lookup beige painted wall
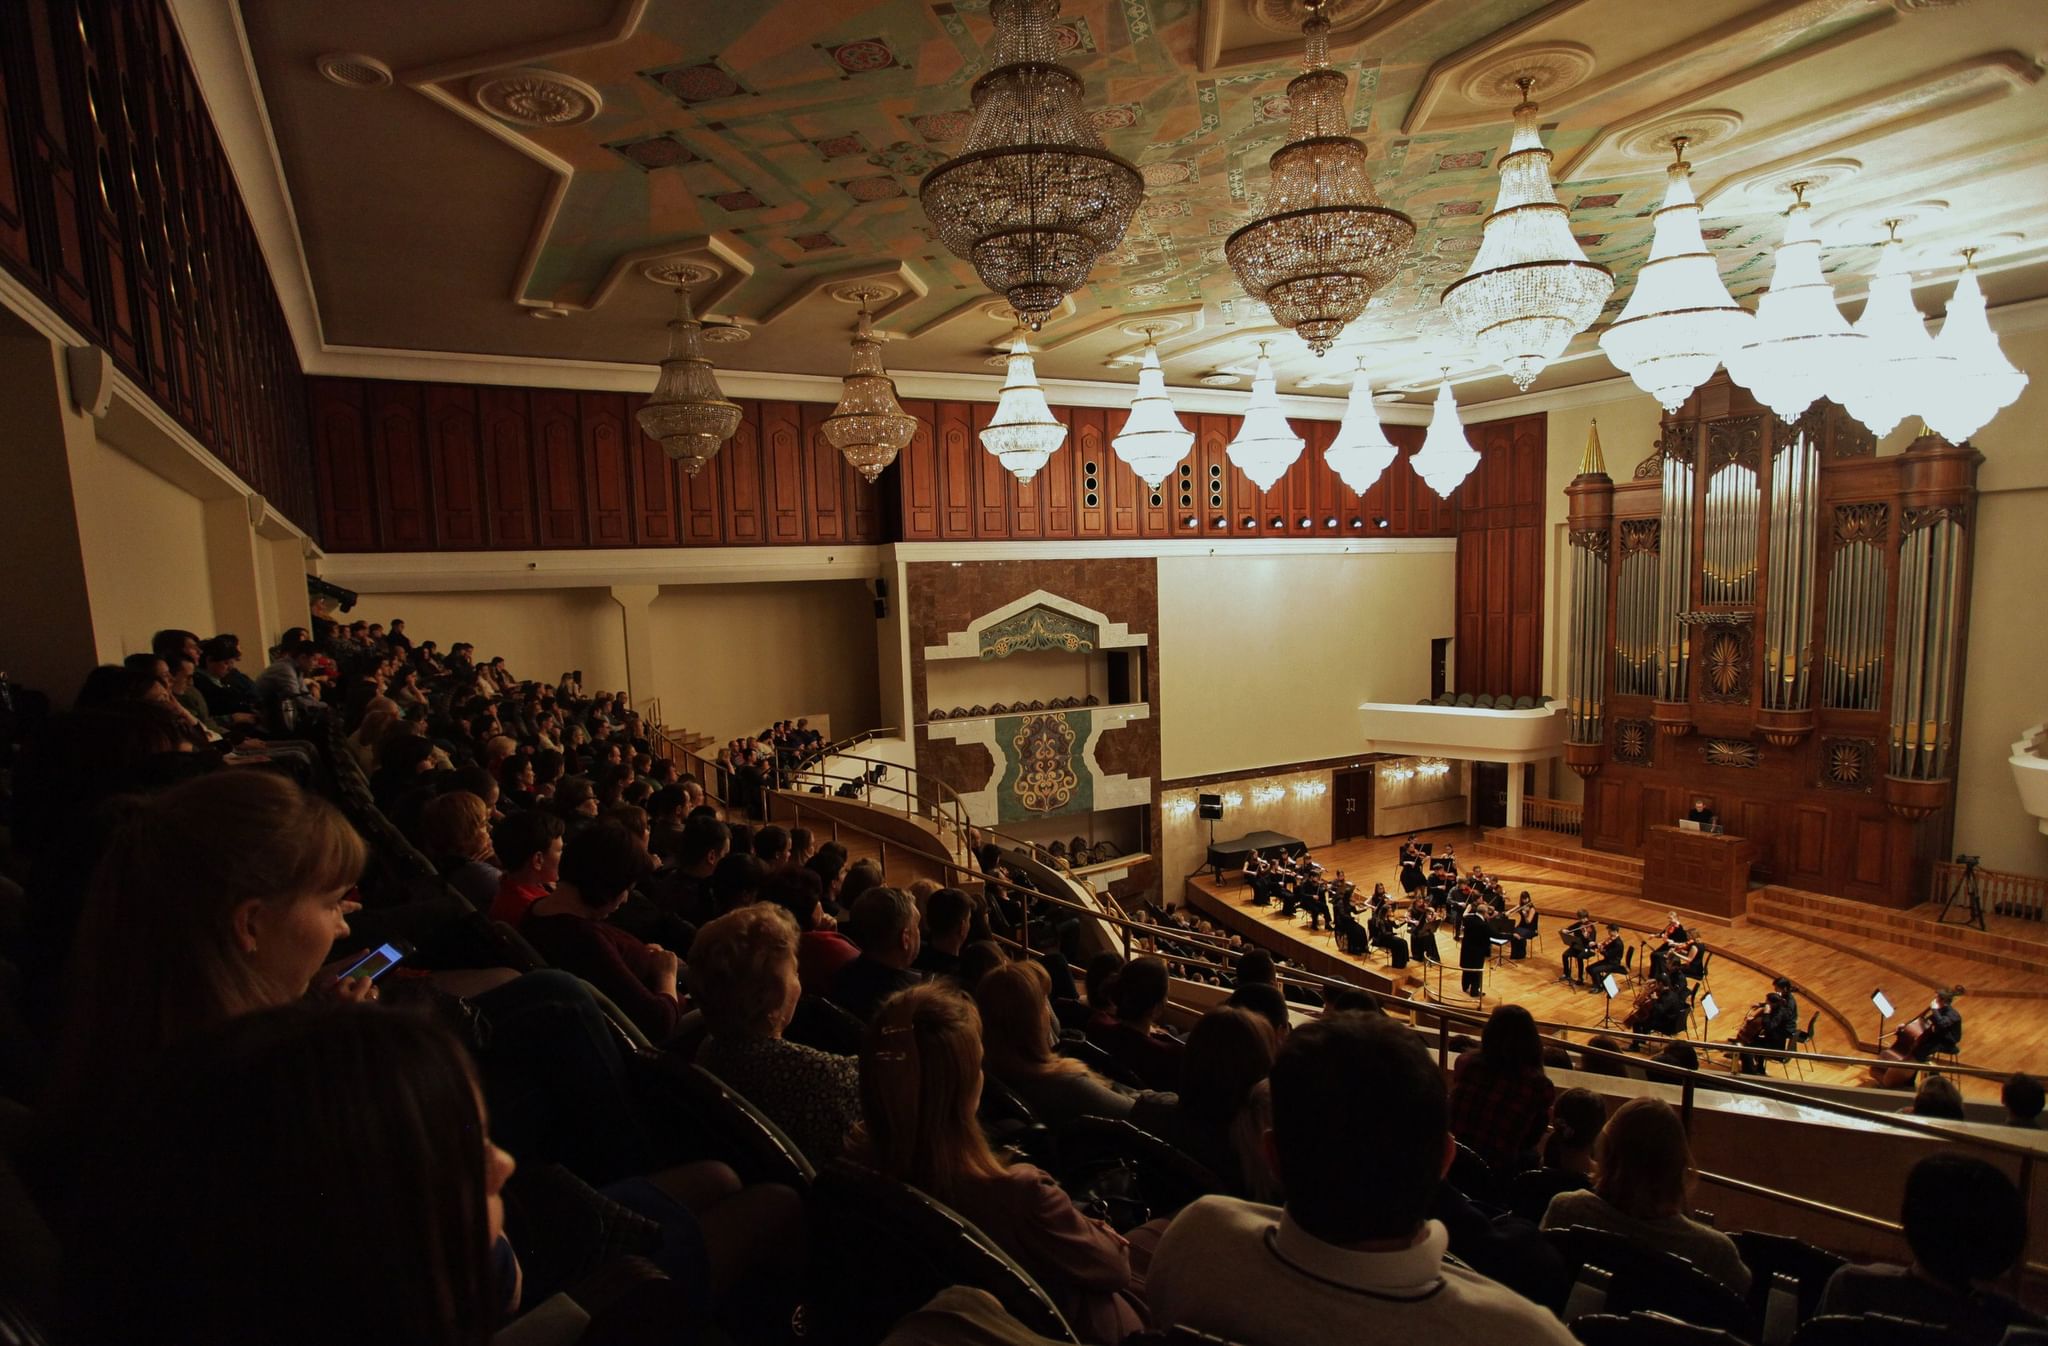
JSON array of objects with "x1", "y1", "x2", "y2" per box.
[
  {"x1": 645, "y1": 580, "x2": 881, "y2": 745},
  {"x1": 1156, "y1": 549, "x2": 1456, "y2": 780},
  {"x1": 1160, "y1": 766, "x2": 1336, "y2": 901},
  {"x1": 71, "y1": 434, "x2": 216, "y2": 660},
  {"x1": 343, "y1": 588, "x2": 630, "y2": 692},
  {"x1": 0, "y1": 328, "x2": 100, "y2": 693}
]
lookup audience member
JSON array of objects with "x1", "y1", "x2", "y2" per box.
[
  {"x1": 914, "y1": 887, "x2": 975, "y2": 980},
  {"x1": 2003, "y1": 1072, "x2": 2045, "y2": 1128},
  {"x1": 417, "y1": 789, "x2": 502, "y2": 911},
  {"x1": 1540, "y1": 1097, "x2": 1750, "y2": 1295},
  {"x1": 829, "y1": 885, "x2": 925, "y2": 1021},
  {"x1": 1136, "y1": 1007, "x2": 1279, "y2": 1200},
  {"x1": 489, "y1": 809, "x2": 564, "y2": 927},
  {"x1": 1148, "y1": 1012, "x2": 1576, "y2": 1346},
  {"x1": 520, "y1": 823, "x2": 679, "y2": 1043},
  {"x1": 857, "y1": 983, "x2": 1143, "y2": 1343},
  {"x1": 1085, "y1": 956, "x2": 1183, "y2": 1092},
  {"x1": 1905, "y1": 1072, "x2": 1966, "y2": 1120},
  {"x1": 691, "y1": 904, "x2": 860, "y2": 1164},
  {"x1": 1448, "y1": 1004, "x2": 1555, "y2": 1173},
  {"x1": 976, "y1": 959, "x2": 1152, "y2": 1125},
  {"x1": 1509, "y1": 1088, "x2": 1605, "y2": 1223}
]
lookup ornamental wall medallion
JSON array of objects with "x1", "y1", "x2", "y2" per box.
[
  {"x1": 1819, "y1": 736, "x2": 1875, "y2": 791},
  {"x1": 1701, "y1": 737, "x2": 1762, "y2": 769},
  {"x1": 1831, "y1": 503, "x2": 1889, "y2": 548},
  {"x1": 977, "y1": 604, "x2": 1101, "y2": 659},
  {"x1": 1612, "y1": 718, "x2": 1654, "y2": 766},
  {"x1": 1700, "y1": 629, "x2": 1751, "y2": 702},
  {"x1": 997, "y1": 710, "x2": 1092, "y2": 821}
]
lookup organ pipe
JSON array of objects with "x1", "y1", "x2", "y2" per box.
[
  {"x1": 1702, "y1": 464, "x2": 1760, "y2": 606},
  {"x1": 1891, "y1": 516, "x2": 1965, "y2": 780},
  {"x1": 1655, "y1": 450, "x2": 1694, "y2": 701},
  {"x1": 1762, "y1": 435, "x2": 1818, "y2": 709},
  {"x1": 1567, "y1": 536, "x2": 1608, "y2": 742}
]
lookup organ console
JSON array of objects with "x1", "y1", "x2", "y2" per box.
[{"x1": 1563, "y1": 376, "x2": 1979, "y2": 910}]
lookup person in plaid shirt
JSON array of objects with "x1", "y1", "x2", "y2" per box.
[{"x1": 1447, "y1": 1004, "x2": 1556, "y2": 1173}]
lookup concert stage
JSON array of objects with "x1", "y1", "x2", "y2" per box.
[
  {"x1": 1179, "y1": 827, "x2": 2048, "y2": 1101},
  {"x1": 1203, "y1": 831, "x2": 1304, "y2": 875}
]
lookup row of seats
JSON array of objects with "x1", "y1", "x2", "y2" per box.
[{"x1": 1416, "y1": 692, "x2": 1556, "y2": 709}]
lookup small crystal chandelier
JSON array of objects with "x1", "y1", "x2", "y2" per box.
[
  {"x1": 1722, "y1": 182, "x2": 1866, "y2": 423},
  {"x1": 981, "y1": 332, "x2": 1067, "y2": 482},
  {"x1": 1440, "y1": 78, "x2": 1613, "y2": 390},
  {"x1": 1838, "y1": 221, "x2": 1954, "y2": 440},
  {"x1": 1323, "y1": 360, "x2": 1398, "y2": 494},
  {"x1": 1925, "y1": 249, "x2": 2028, "y2": 444},
  {"x1": 1110, "y1": 332, "x2": 1194, "y2": 488},
  {"x1": 1597, "y1": 137, "x2": 1752, "y2": 411},
  {"x1": 1409, "y1": 370, "x2": 1479, "y2": 498},
  {"x1": 1226, "y1": 345, "x2": 1304, "y2": 491},
  {"x1": 821, "y1": 298, "x2": 918, "y2": 482},
  {"x1": 919, "y1": 0, "x2": 1143, "y2": 330},
  {"x1": 636, "y1": 288, "x2": 741, "y2": 476},
  {"x1": 1225, "y1": 1, "x2": 1414, "y2": 355}
]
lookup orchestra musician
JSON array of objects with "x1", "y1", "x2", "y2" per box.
[
  {"x1": 1646, "y1": 975, "x2": 1692, "y2": 1037},
  {"x1": 1398, "y1": 836, "x2": 1425, "y2": 894},
  {"x1": 1406, "y1": 895, "x2": 1440, "y2": 967},
  {"x1": 1509, "y1": 891, "x2": 1538, "y2": 961},
  {"x1": 1560, "y1": 909, "x2": 1598, "y2": 985},
  {"x1": 1649, "y1": 912, "x2": 1690, "y2": 979},
  {"x1": 1875, "y1": 986, "x2": 1966, "y2": 1088},
  {"x1": 1244, "y1": 849, "x2": 1271, "y2": 906},
  {"x1": 1328, "y1": 870, "x2": 1357, "y2": 922},
  {"x1": 1367, "y1": 903, "x2": 1408, "y2": 967},
  {"x1": 1737, "y1": 978, "x2": 1799, "y2": 1075},
  {"x1": 1584, "y1": 924, "x2": 1627, "y2": 988},
  {"x1": 1663, "y1": 938, "x2": 1705, "y2": 985},
  {"x1": 1458, "y1": 902, "x2": 1491, "y2": 996}
]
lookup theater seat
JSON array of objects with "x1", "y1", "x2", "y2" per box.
[
  {"x1": 1791, "y1": 1314, "x2": 1956, "y2": 1346},
  {"x1": 1732, "y1": 1230, "x2": 1844, "y2": 1328},
  {"x1": 1053, "y1": 1116, "x2": 1222, "y2": 1231},
  {"x1": 1543, "y1": 1225, "x2": 1751, "y2": 1336},
  {"x1": 629, "y1": 1055, "x2": 815, "y2": 1190},
  {"x1": 805, "y1": 1160, "x2": 1078, "y2": 1345},
  {"x1": 1571, "y1": 1311, "x2": 1747, "y2": 1344}
]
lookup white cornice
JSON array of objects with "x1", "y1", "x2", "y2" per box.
[{"x1": 889, "y1": 538, "x2": 1457, "y2": 562}]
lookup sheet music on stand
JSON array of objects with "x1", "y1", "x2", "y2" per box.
[
  {"x1": 1602, "y1": 974, "x2": 1620, "y2": 999},
  {"x1": 1702, "y1": 993, "x2": 1720, "y2": 1022}
]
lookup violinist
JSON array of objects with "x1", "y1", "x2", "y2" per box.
[
  {"x1": 1245, "y1": 850, "x2": 1271, "y2": 906},
  {"x1": 1649, "y1": 912, "x2": 1689, "y2": 979},
  {"x1": 1584, "y1": 924, "x2": 1626, "y2": 988},
  {"x1": 1398, "y1": 836, "x2": 1425, "y2": 894},
  {"x1": 1406, "y1": 895, "x2": 1440, "y2": 967},
  {"x1": 1366, "y1": 881, "x2": 1390, "y2": 914},
  {"x1": 1368, "y1": 902, "x2": 1409, "y2": 967},
  {"x1": 1510, "y1": 891, "x2": 1538, "y2": 961},
  {"x1": 1560, "y1": 909, "x2": 1598, "y2": 985},
  {"x1": 1664, "y1": 938, "x2": 1705, "y2": 985},
  {"x1": 1328, "y1": 870, "x2": 1357, "y2": 922}
]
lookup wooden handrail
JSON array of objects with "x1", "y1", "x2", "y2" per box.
[
  {"x1": 1931, "y1": 859, "x2": 2047, "y2": 922},
  {"x1": 1523, "y1": 796, "x2": 1583, "y2": 837}
]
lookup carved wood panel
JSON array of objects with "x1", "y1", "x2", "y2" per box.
[
  {"x1": 531, "y1": 390, "x2": 586, "y2": 548},
  {"x1": 426, "y1": 385, "x2": 485, "y2": 549},
  {"x1": 479, "y1": 387, "x2": 536, "y2": 550},
  {"x1": 627, "y1": 394, "x2": 681, "y2": 547},
  {"x1": 578, "y1": 392, "x2": 633, "y2": 548}
]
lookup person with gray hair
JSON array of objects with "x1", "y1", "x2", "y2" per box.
[{"x1": 827, "y1": 884, "x2": 925, "y2": 1021}]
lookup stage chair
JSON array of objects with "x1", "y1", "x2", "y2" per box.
[{"x1": 1790, "y1": 1012, "x2": 1819, "y2": 1079}]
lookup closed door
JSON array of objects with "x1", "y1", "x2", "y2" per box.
[
  {"x1": 1333, "y1": 768, "x2": 1373, "y2": 841},
  {"x1": 1473, "y1": 761, "x2": 1508, "y2": 829}
]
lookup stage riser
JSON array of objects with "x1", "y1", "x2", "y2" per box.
[
  {"x1": 1464, "y1": 847, "x2": 1645, "y2": 900},
  {"x1": 1750, "y1": 901, "x2": 2048, "y2": 983},
  {"x1": 1480, "y1": 826, "x2": 1648, "y2": 873},
  {"x1": 1757, "y1": 885, "x2": 2048, "y2": 961},
  {"x1": 1746, "y1": 914, "x2": 2044, "y2": 1002}
]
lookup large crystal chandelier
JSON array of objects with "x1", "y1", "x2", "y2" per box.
[
  {"x1": 1225, "y1": 2, "x2": 1414, "y2": 355},
  {"x1": 981, "y1": 333, "x2": 1067, "y2": 482},
  {"x1": 1925, "y1": 249, "x2": 2028, "y2": 444},
  {"x1": 1722, "y1": 182, "x2": 1866, "y2": 423},
  {"x1": 1323, "y1": 360, "x2": 1398, "y2": 494},
  {"x1": 1409, "y1": 371, "x2": 1479, "y2": 497},
  {"x1": 636, "y1": 288, "x2": 741, "y2": 476},
  {"x1": 919, "y1": 0, "x2": 1143, "y2": 330},
  {"x1": 820, "y1": 300, "x2": 918, "y2": 482},
  {"x1": 1111, "y1": 334, "x2": 1194, "y2": 488},
  {"x1": 1597, "y1": 138, "x2": 1751, "y2": 411},
  {"x1": 1226, "y1": 345, "x2": 1304, "y2": 491},
  {"x1": 1440, "y1": 79, "x2": 1613, "y2": 390},
  {"x1": 1838, "y1": 222, "x2": 1954, "y2": 440}
]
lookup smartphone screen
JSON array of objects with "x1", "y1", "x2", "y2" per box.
[{"x1": 337, "y1": 942, "x2": 406, "y2": 983}]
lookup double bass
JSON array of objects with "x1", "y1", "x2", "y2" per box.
[
  {"x1": 1873, "y1": 1015, "x2": 1934, "y2": 1089},
  {"x1": 1733, "y1": 1000, "x2": 1773, "y2": 1046},
  {"x1": 1623, "y1": 983, "x2": 1662, "y2": 1034}
]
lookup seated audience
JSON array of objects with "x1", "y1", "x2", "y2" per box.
[
  {"x1": 691, "y1": 904, "x2": 861, "y2": 1164},
  {"x1": 650, "y1": 816, "x2": 729, "y2": 926},
  {"x1": 914, "y1": 887, "x2": 975, "y2": 980},
  {"x1": 417, "y1": 789, "x2": 502, "y2": 911},
  {"x1": 1541, "y1": 1096, "x2": 1750, "y2": 1295},
  {"x1": 707, "y1": 852, "x2": 769, "y2": 918},
  {"x1": 1818, "y1": 1152, "x2": 2043, "y2": 1342},
  {"x1": 752, "y1": 824, "x2": 791, "y2": 867},
  {"x1": 520, "y1": 823, "x2": 680, "y2": 1043},
  {"x1": 489, "y1": 809, "x2": 564, "y2": 927},
  {"x1": 2004, "y1": 1072, "x2": 2045, "y2": 1128},
  {"x1": 1222, "y1": 980, "x2": 1289, "y2": 1037},
  {"x1": 1135, "y1": 1007, "x2": 1280, "y2": 1200},
  {"x1": 976, "y1": 958, "x2": 1154, "y2": 1125},
  {"x1": 1509, "y1": 1088, "x2": 1605, "y2": 1223},
  {"x1": 1448, "y1": 1004, "x2": 1555, "y2": 1173},
  {"x1": 1085, "y1": 955, "x2": 1184, "y2": 1092},
  {"x1": 762, "y1": 865, "x2": 860, "y2": 996},
  {"x1": 857, "y1": 983, "x2": 1143, "y2": 1344},
  {"x1": 1148, "y1": 1012, "x2": 1576, "y2": 1346},
  {"x1": 829, "y1": 885, "x2": 925, "y2": 1021},
  {"x1": 1905, "y1": 1072, "x2": 1967, "y2": 1120}
]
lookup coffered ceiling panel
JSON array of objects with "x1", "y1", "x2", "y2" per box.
[{"x1": 237, "y1": 0, "x2": 2048, "y2": 407}]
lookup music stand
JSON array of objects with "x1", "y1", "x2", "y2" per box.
[
  {"x1": 1599, "y1": 974, "x2": 1620, "y2": 1028},
  {"x1": 1872, "y1": 988, "x2": 1894, "y2": 1053}
]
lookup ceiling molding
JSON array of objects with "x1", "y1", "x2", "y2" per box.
[{"x1": 322, "y1": 543, "x2": 885, "y2": 593}]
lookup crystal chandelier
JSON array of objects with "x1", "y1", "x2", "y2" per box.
[
  {"x1": 636, "y1": 288, "x2": 741, "y2": 476},
  {"x1": 1226, "y1": 345, "x2": 1304, "y2": 491},
  {"x1": 1838, "y1": 221, "x2": 1954, "y2": 440},
  {"x1": 1722, "y1": 182, "x2": 1866, "y2": 423},
  {"x1": 981, "y1": 333, "x2": 1067, "y2": 482},
  {"x1": 1409, "y1": 371, "x2": 1479, "y2": 498},
  {"x1": 1225, "y1": 1, "x2": 1414, "y2": 355},
  {"x1": 1440, "y1": 79, "x2": 1613, "y2": 390},
  {"x1": 918, "y1": 0, "x2": 1143, "y2": 330},
  {"x1": 1597, "y1": 138, "x2": 1752, "y2": 411},
  {"x1": 820, "y1": 300, "x2": 918, "y2": 482},
  {"x1": 1925, "y1": 249, "x2": 2028, "y2": 444},
  {"x1": 1110, "y1": 334, "x2": 1194, "y2": 488},
  {"x1": 1323, "y1": 360, "x2": 1398, "y2": 494}
]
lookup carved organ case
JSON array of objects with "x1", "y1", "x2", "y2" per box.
[{"x1": 1563, "y1": 375, "x2": 1979, "y2": 909}]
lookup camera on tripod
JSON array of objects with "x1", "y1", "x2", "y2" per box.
[
  {"x1": 1940, "y1": 855, "x2": 1986, "y2": 930},
  {"x1": 1955, "y1": 853, "x2": 1980, "y2": 869}
]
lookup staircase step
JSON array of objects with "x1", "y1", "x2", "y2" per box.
[
  {"x1": 1465, "y1": 844, "x2": 1643, "y2": 898},
  {"x1": 1749, "y1": 899, "x2": 2047, "y2": 989},
  {"x1": 1481, "y1": 828, "x2": 1645, "y2": 875}
]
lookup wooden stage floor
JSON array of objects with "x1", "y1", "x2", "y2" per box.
[{"x1": 1180, "y1": 828, "x2": 2048, "y2": 1101}]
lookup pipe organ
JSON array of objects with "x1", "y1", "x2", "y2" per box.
[{"x1": 1563, "y1": 374, "x2": 1979, "y2": 909}]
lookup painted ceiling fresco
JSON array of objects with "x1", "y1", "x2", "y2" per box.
[{"x1": 247, "y1": 0, "x2": 2048, "y2": 399}]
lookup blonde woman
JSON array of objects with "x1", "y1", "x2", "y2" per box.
[
  {"x1": 977, "y1": 958, "x2": 1161, "y2": 1126},
  {"x1": 1541, "y1": 1096, "x2": 1751, "y2": 1295},
  {"x1": 858, "y1": 983, "x2": 1145, "y2": 1343},
  {"x1": 416, "y1": 790, "x2": 502, "y2": 911},
  {"x1": 691, "y1": 903, "x2": 861, "y2": 1163}
]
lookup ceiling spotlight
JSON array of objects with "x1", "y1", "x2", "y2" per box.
[
  {"x1": 1374, "y1": 517, "x2": 1390, "y2": 529},
  {"x1": 1324, "y1": 516, "x2": 1339, "y2": 528}
]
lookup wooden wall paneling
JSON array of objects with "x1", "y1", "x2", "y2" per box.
[
  {"x1": 1078, "y1": 410, "x2": 1121, "y2": 537},
  {"x1": 798, "y1": 401, "x2": 847, "y2": 544},
  {"x1": 367, "y1": 381, "x2": 432, "y2": 550},
  {"x1": 1181, "y1": 415, "x2": 1222, "y2": 535},
  {"x1": 970, "y1": 400, "x2": 1009, "y2": 537},
  {"x1": 0, "y1": 3, "x2": 31, "y2": 273},
  {"x1": 1303, "y1": 420, "x2": 1340, "y2": 534},
  {"x1": 478, "y1": 387, "x2": 536, "y2": 549},
  {"x1": 936, "y1": 401, "x2": 976, "y2": 539},
  {"x1": 425, "y1": 385, "x2": 485, "y2": 548},
  {"x1": 623, "y1": 395, "x2": 681, "y2": 547},
  {"x1": 19, "y1": 0, "x2": 95, "y2": 333},
  {"x1": 721, "y1": 399, "x2": 768, "y2": 544},
  {"x1": 757, "y1": 399, "x2": 808, "y2": 544},
  {"x1": 1790, "y1": 805, "x2": 1829, "y2": 884},
  {"x1": 847, "y1": 444, "x2": 881, "y2": 542},
  {"x1": 679, "y1": 439, "x2": 724, "y2": 546},
  {"x1": 577, "y1": 392, "x2": 633, "y2": 547},
  {"x1": 1042, "y1": 405, "x2": 1077, "y2": 538},
  {"x1": 1511, "y1": 522, "x2": 1543, "y2": 693},
  {"x1": 531, "y1": 389, "x2": 586, "y2": 548},
  {"x1": 897, "y1": 400, "x2": 940, "y2": 541},
  {"x1": 73, "y1": 0, "x2": 139, "y2": 373},
  {"x1": 311, "y1": 380, "x2": 375, "y2": 550},
  {"x1": 115, "y1": 1, "x2": 171, "y2": 401},
  {"x1": 1227, "y1": 427, "x2": 1263, "y2": 535},
  {"x1": 1010, "y1": 407, "x2": 1058, "y2": 539}
]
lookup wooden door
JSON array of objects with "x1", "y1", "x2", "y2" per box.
[
  {"x1": 1332, "y1": 768, "x2": 1373, "y2": 841},
  {"x1": 1473, "y1": 761, "x2": 1508, "y2": 829}
]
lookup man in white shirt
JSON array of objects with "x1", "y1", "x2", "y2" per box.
[{"x1": 1148, "y1": 1011, "x2": 1577, "y2": 1346}]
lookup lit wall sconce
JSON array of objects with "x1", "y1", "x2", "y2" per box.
[
  {"x1": 1223, "y1": 790, "x2": 1244, "y2": 808},
  {"x1": 1167, "y1": 797, "x2": 1197, "y2": 818},
  {"x1": 1252, "y1": 785, "x2": 1285, "y2": 805}
]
